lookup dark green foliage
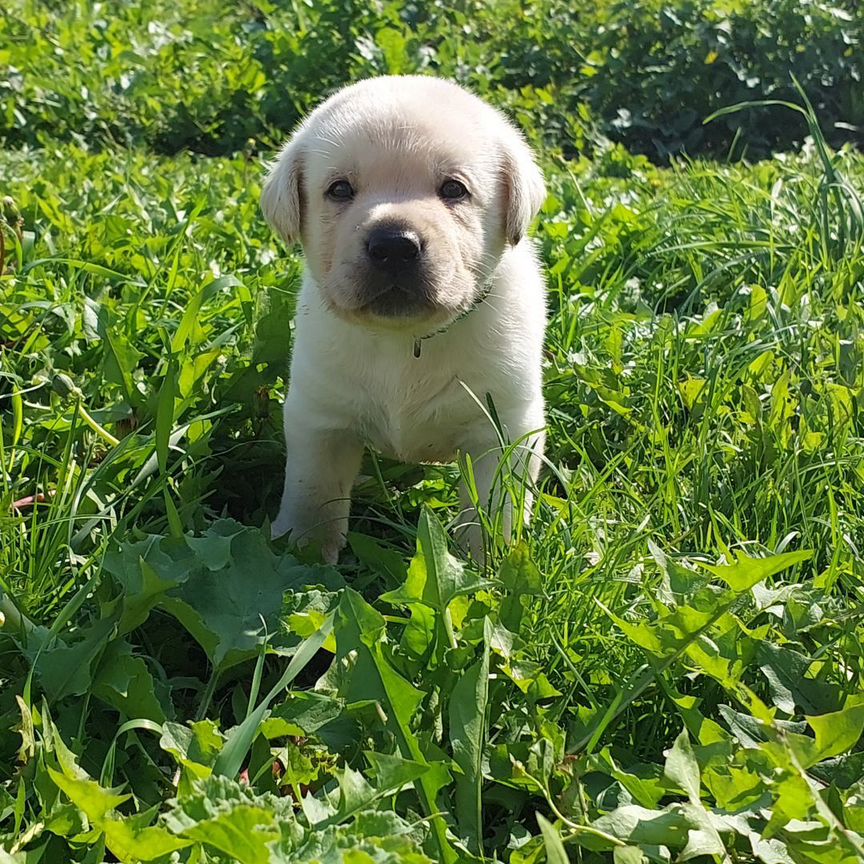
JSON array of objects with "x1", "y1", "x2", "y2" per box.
[{"x1": 2, "y1": 0, "x2": 862, "y2": 160}]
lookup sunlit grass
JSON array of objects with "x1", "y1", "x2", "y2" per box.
[{"x1": 2, "y1": 130, "x2": 864, "y2": 861}]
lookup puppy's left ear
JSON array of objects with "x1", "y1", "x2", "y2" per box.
[
  {"x1": 501, "y1": 128, "x2": 546, "y2": 246},
  {"x1": 261, "y1": 138, "x2": 304, "y2": 246}
]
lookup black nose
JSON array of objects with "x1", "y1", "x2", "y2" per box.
[{"x1": 366, "y1": 227, "x2": 421, "y2": 272}]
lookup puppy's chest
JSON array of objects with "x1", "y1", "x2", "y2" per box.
[{"x1": 354, "y1": 366, "x2": 474, "y2": 462}]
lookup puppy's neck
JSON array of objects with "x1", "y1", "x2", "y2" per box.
[{"x1": 411, "y1": 275, "x2": 496, "y2": 358}]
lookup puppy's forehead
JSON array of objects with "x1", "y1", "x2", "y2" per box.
[
  {"x1": 324, "y1": 114, "x2": 485, "y2": 161},
  {"x1": 303, "y1": 81, "x2": 502, "y2": 179}
]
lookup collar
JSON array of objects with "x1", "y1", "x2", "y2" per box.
[{"x1": 411, "y1": 277, "x2": 495, "y2": 358}]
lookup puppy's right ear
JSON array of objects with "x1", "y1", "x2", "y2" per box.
[
  {"x1": 261, "y1": 140, "x2": 303, "y2": 245},
  {"x1": 500, "y1": 126, "x2": 546, "y2": 247}
]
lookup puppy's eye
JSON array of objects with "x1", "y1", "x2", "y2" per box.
[
  {"x1": 439, "y1": 179, "x2": 469, "y2": 201},
  {"x1": 326, "y1": 180, "x2": 354, "y2": 201}
]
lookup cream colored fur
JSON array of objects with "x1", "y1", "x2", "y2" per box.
[{"x1": 261, "y1": 76, "x2": 547, "y2": 563}]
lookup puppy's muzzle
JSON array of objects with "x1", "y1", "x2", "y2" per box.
[
  {"x1": 357, "y1": 223, "x2": 435, "y2": 320},
  {"x1": 366, "y1": 226, "x2": 422, "y2": 275}
]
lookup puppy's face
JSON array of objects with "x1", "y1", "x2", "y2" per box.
[
  {"x1": 262, "y1": 77, "x2": 545, "y2": 331},
  {"x1": 301, "y1": 124, "x2": 499, "y2": 326}
]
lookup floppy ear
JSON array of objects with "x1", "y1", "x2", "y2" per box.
[
  {"x1": 261, "y1": 139, "x2": 304, "y2": 246},
  {"x1": 501, "y1": 129, "x2": 546, "y2": 246}
]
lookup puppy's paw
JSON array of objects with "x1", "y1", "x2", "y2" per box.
[
  {"x1": 270, "y1": 512, "x2": 294, "y2": 541},
  {"x1": 318, "y1": 538, "x2": 344, "y2": 566},
  {"x1": 270, "y1": 509, "x2": 344, "y2": 565}
]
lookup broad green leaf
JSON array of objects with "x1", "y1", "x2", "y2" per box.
[
  {"x1": 161, "y1": 528, "x2": 299, "y2": 666},
  {"x1": 649, "y1": 542, "x2": 701, "y2": 598},
  {"x1": 275, "y1": 740, "x2": 320, "y2": 794},
  {"x1": 501, "y1": 657, "x2": 562, "y2": 699},
  {"x1": 699, "y1": 549, "x2": 813, "y2": 592},
  {"x1": 741, "y1": 383, "x2": 763, "y2": 426},
  {"x1": 756, "y1": 642, "x2": 841, "y2": 715},
  {"x1": 687, "y1": 306, "x2": 722, "y2": 338},
  {"x1": 664, "y1": 740, "x2": 728, "y2": 861},
  {"x1": 382, "y1": 508, "x2": 487, "y2": 615},
  {"x1": 9, "y1": 387, "x2": 22, "y2": 448},
  {"x1": 499, "y1": 542, "x2": 543, "y2": 631},
  {"x1": 270, "y1": 809, "x2": 434, "y2": 863},
  {"x1": 676, "y1": 809, "x2": 728, "y2": 861},
  {"x1": 48, "y1": 769, "x2": 131, "y2": 823},
  {"x1": 322, "y1": 765, "x2": 374, "y2": 822},
  {"x1": 160, "y1": 720, "x2": 224, "y2": 778},
  {"x1": 22, "y1": 618, "x2": 116, "y2": 700},
  {"x1": 399, "y1": 602, "x2": 436, "y2": 660},
  {"x1": 765, "y1": 771, "x2": 814, "y2": 831},
  {"x1": 678, "y1": 377, "x2": 706, "y2": 411},
  {"x1": 177, "y1": 347, "x2": 222, "y2": 399},
  {"x1": 91, "y1": 639, "x2": 168, "y2": 723},
  {"x1": 748, "y1": 349, "x2": 774, "y2": 380},
  {"x1": 499, "y1": 542, "x2": 543, "y2": 595},
  {"x1": 42, "y1": 802, "x2": 87, "y2": 839},
  {"x1": 171, "y1": 276, "x2": 239, "y2": 353},
  {"x1": 376, "y1": 26, "x2": 407, "y2": 74},
  {"x1": 702, "y1": 764, "x2": 764, "y2": 811},
  {"x1": 106, "y1": 521, "x2": 332, "y2": 668},
  {"x1": 336, "y1": 591, "x2": 425, "y2": 727},
  {"x1": 746, "y1": 285, "x2": 768, "y2": 322},
  {"x1": 449, "y1": 618, "x2": 491, "y2": 855},
  {"x1": 320, "y1": 755, "x2": 428, "y2": 827},
  {"x1": 614, "y1": 848, "x2": 650, "y2": 864},
  {"x1": 664, "y1": 729, "x2": 700, "y2": 803},
  {"x1": 335, "y1": 589, "x2": 455, "y2": 863},
  {"x1": 364, "y1": 751, "x2": 430, "y2": 799},
  {"x1": 263, "y1": 691, "x2": 344, "y2": 738},
  {"x1": 102, "y1": 817, "x2": 193, "y2": 862},
  {"x1": 116, "y1": 558, "x2": 179, "y2": 635},
  {"x1": 605, "y1": 603, "x2": 716, "y2": 659},
  {"x1": 182, "y1": 804, "x2": 279, "y2": 864},
  {"x1": 748, "y1": 834, "x2": 796, "y2": 864},
  {"x1": 84, "y1": 296, "x2": 142, "y2": 406},
  {"x1": 591, "y1": 750, "x2": 665, "y2": 809},
  {"x1": 50, "y1": 757, "x2": 193, "y2": 860},
  {"x1": 718, "y1": 705, "x2": 779, "y2": 750},
  {"x1": 590, "y1": 804, "x2": 693, "y2": 850},
  {"x1": 348, "y1": 532, "x2": 409, "y2": 588},
  {"x1": 806, "y1": 700, "x2": 864, "y2": 764}
]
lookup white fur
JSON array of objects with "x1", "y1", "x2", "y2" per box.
[{"x1": 262, "y1": 76, "x2": 547, "y2": 563}]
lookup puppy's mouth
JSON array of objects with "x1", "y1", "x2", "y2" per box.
[
  {"x1": 359, "y1": 282, "x2": 436, "y2": 319},
  {"x1": 320, "y1": 262, "x2": 472, "y2": 330}
]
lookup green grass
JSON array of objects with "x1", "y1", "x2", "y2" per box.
[{"x1": 2, "y1": 106, "x2": 864, "y2": 861}]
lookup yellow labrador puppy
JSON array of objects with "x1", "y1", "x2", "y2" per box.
[{"x1": 262, "y1": 75, "x2": 546, "y2": 563}]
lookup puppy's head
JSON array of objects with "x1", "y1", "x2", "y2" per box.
[{"x1": 262, "y1": 76, "x2": 545, "y2": 330}]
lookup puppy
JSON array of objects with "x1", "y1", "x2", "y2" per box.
[{"x1": 261, "y1": 76, "x2": 547, "y2": 564}]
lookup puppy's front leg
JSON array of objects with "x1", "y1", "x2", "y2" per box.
[{"x1": 271, "y1": 406, "x2": 364, "y2": 564}]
